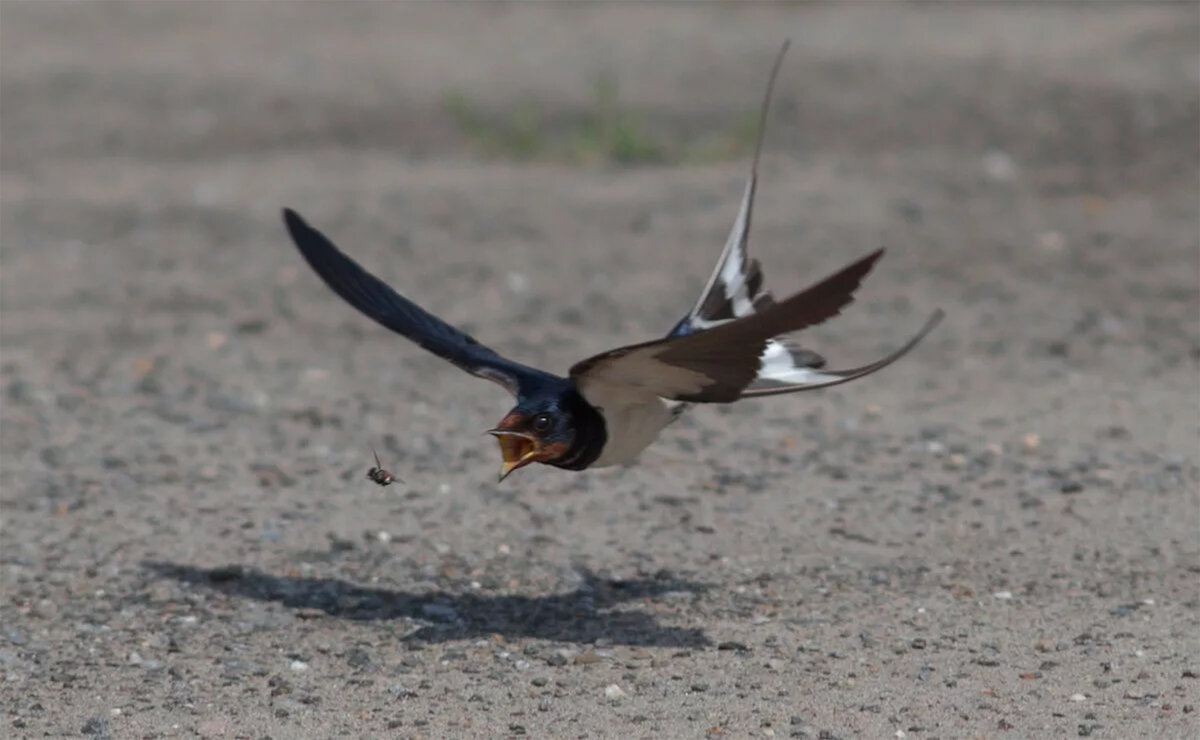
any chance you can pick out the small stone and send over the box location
[300,368,328,383]
[198,718,229,738]
[506,272,529,294]
[1021,433,1041,453]
[81,717,109,737]
[982,150,1017,181]
[604,683,627,701]
[690,681,710,692]
[531,676,548,687]
[290,660,309,672]
[574,651,601,665]
[993,591,1013,600]
[545,653,568,667]
[345,648,370,669]
[1070,693,1086,702]
[1037,231,1066,252]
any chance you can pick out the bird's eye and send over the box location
[531,413,554,433]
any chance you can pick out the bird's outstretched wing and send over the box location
[283,208,557,396]
[574,250,942,405]
[665,39,846,392]
[668,41,789,340]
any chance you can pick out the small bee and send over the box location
[366,446,401,487]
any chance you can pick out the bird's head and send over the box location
[487,401,575,481]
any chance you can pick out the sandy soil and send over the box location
[2,3,1198,738]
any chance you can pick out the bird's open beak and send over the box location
[487,429,542,482]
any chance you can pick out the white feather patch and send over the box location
[756,339,840,385]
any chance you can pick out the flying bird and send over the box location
[283,41,943,482]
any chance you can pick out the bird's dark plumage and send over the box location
[570,249,886,403]
[284,208,558,398]
[282,40,943,481]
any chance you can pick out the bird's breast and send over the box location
[589,397,688,468]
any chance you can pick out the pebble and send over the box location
[197,718,230,738]
[604,683,627,701]
[982,150,1018,181]
[289,660,309,672]
[993,591,1013,600]
[506,271,529,294]
[1022,433,1041,453]
[1037,230,1066,252]
[1070,693,1087,702]
[690,681,709,692]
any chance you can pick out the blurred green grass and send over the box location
[443,74,759,166]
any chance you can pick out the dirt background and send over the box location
[2,3,1198,739]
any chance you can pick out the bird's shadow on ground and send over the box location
[143,561,710,647]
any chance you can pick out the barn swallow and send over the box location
[283,40,943,482]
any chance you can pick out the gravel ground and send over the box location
[2,4,1198,739]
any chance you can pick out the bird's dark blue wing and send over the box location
[283,208,556,396]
